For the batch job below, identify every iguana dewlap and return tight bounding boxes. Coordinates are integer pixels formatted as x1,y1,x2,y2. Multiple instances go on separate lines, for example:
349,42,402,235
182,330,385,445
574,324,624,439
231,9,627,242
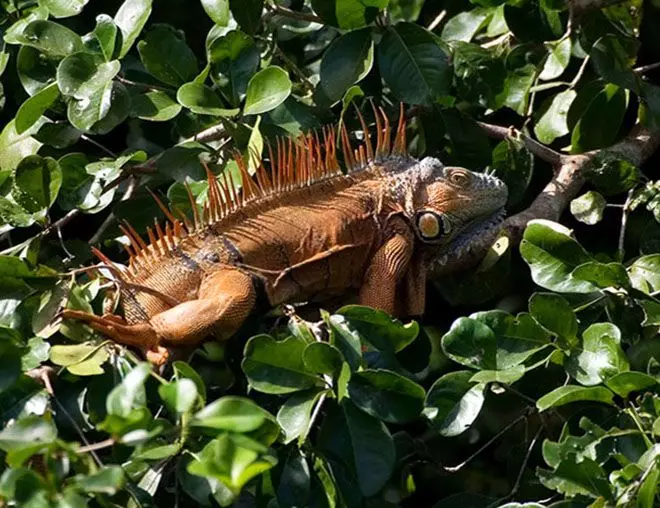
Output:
62,106,508,365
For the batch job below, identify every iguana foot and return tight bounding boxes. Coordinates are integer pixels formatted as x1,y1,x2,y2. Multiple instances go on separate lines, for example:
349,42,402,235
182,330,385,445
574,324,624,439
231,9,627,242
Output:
60,309,164,364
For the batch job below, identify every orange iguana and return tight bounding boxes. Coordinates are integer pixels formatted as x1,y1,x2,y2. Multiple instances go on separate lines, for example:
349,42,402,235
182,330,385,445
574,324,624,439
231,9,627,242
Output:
62,105,508,365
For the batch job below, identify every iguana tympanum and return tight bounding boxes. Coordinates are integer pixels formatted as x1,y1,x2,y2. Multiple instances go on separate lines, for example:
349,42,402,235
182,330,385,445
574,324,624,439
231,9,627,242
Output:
62,105,508,365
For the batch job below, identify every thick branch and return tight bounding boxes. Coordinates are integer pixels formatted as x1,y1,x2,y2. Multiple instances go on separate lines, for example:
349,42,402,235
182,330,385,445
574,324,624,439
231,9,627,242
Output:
432,123,660,276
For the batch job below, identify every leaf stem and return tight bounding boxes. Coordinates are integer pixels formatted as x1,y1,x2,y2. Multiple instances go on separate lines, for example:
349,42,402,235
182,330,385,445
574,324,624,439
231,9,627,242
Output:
617,189,634,260
426,10,447,31
78,438,116,453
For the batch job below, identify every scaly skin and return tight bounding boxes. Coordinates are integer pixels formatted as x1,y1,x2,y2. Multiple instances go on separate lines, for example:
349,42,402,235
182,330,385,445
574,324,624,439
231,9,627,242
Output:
62,111,508,365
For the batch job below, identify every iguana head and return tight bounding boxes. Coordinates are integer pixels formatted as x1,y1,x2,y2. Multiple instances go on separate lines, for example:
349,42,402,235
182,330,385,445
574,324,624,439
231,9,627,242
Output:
402,156,508,266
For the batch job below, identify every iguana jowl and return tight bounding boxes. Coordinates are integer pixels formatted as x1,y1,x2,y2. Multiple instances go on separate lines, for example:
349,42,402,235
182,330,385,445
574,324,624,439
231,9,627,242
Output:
63,106,508,364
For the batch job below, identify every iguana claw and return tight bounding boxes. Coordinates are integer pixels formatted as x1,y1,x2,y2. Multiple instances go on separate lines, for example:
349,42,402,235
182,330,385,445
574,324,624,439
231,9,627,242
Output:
60,309,167,365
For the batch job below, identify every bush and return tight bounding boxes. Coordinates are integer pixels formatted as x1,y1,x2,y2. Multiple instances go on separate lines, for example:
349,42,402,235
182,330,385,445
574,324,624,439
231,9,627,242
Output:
0,0,659,506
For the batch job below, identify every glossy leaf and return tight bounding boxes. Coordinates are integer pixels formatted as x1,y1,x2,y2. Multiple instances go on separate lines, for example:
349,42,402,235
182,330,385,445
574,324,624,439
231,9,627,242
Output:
347,369,425,423
138,26,198,86
537,385,615,411
424,371,486,437
243,66,291,116
378,22,451,105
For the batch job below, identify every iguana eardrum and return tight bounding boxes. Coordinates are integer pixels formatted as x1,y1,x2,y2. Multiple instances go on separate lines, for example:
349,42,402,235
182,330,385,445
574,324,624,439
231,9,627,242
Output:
62,105,508,364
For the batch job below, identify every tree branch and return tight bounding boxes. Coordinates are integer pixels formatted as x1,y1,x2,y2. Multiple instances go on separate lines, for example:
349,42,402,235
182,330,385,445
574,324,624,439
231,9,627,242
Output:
266,4,323,24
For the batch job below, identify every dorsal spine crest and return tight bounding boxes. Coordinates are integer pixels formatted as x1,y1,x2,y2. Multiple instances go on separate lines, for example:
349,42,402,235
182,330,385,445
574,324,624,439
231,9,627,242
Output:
109,103,409,276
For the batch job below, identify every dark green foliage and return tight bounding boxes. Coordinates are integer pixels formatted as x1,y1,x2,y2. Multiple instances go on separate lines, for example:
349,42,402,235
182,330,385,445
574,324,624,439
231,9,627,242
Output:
0,0,659,506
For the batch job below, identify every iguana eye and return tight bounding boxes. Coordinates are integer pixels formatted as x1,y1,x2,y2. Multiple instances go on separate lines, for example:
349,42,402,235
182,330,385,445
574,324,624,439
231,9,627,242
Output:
416,211,450,240
448,169,472,187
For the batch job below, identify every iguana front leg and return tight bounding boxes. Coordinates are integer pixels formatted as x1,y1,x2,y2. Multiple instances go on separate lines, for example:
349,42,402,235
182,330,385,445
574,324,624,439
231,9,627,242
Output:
62,269,256,365
359,217,414,315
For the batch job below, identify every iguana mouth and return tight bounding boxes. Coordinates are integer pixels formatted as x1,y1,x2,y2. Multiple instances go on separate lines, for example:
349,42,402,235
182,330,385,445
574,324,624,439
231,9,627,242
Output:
435,208,507,266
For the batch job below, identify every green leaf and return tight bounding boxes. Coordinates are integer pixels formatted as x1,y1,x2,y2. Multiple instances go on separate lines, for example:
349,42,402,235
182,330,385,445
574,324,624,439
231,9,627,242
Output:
277,450,311,508
0,415,56,466
565,323,629,386
187,433,277,494
325,312,362,371
67,81,131,133
176,82,238,116
15,82,59,134
13,155,62,213
91,14,118,61
639,298,660,326
34,122,81,149
277,389,325,445
209,30,260,106
320,28,374,104
586,153,640,195
40,0,89,18
0,119,44,172
303,342,343,377
539,37,572,81
378,22,451,105
173,361,206,404
496,63,536,115
520,219,598,293
534,89,576,144
191,396,266,432
201,0,230,25
56,53,120,99
629,255,660,294
423,371,486,437
529,292,577,342
157,142,208,181
318,399,395,497
590,34,639,91
337,305,419,354
571,261,631,289
158,378,198,414
537,456,613,500
441,8,491,42
49,343,108,375
243,66,292,116
470,365,526,384
570,84,628,153
347,369,425,423
132,90,182,121
570,191,607,225
604,372,658,398
138,26,198,86
105,363,151,417
114,0,153,58
242,335,323,394
442,312,550,370
73,466,125,494
490,137,533,207
536,385,615,412
311,0,385,29
17,20,84,57
229,0,263,34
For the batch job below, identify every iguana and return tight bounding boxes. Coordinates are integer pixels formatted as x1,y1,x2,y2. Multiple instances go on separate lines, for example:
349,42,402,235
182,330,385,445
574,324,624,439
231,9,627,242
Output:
62,105,508,365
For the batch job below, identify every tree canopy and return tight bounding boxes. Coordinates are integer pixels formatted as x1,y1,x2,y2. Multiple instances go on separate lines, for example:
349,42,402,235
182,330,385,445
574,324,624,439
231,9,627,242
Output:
0,0,660,506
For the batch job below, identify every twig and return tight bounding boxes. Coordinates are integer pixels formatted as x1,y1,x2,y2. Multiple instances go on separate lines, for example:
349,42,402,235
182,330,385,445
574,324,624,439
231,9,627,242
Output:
273,45,315,93
38,210,80,239
427,10,447,32
476,122,563,165
442,413,528,473
78,438,116,453
617,190,634,260
266,3,323,24
80,135,118,158
498,426,543,503
569,55,591,89
116,75,175,93
634,62,660,74
481,32,511,49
